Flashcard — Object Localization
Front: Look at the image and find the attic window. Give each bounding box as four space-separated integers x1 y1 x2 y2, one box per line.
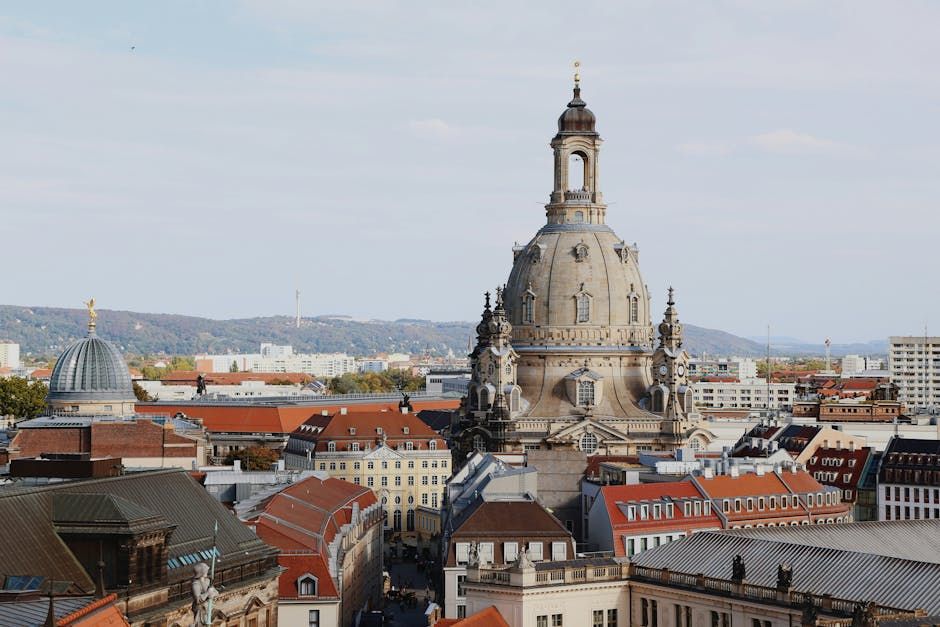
297 575 317 596
377 427 383 435
403 426 410 435
327 441 336 452
349 427 356 435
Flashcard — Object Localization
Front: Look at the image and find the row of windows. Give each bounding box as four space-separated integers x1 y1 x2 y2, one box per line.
454 540 566 565
327 440 439 452
624 500 710 521
721 491 839 513
883 486 940 503
885 505 940 520
318 459 447 471
624 532 685 557
519 293 641 325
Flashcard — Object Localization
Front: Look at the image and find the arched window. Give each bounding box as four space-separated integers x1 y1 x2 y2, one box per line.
479 388 490 410
406 509 415 531
472 434 486 452
689 437 703 451
576 293 590 323
327 441 336 452
630 297 639 324
568 152 585 190
580 432 598 454
393 510 402 531
573 210 585 223
351 442 360 452
577 380 595 407
429 440 437 450
653 389 665 413
522 293 535 324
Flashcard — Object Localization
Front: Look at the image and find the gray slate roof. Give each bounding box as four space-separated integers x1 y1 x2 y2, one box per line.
632 520 940 614
0 469 276 592
47 332 134 402
0 595 94 627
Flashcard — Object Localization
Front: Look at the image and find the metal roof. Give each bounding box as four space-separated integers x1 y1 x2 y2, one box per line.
633 521 940 613
0 595 93 627
0 469 276 591
47 332 134 402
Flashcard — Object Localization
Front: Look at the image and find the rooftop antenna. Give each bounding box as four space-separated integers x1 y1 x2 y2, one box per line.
295 289 301 329
766 324 772 415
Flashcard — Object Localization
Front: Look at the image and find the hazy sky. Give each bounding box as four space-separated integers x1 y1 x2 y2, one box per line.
2 2 938 342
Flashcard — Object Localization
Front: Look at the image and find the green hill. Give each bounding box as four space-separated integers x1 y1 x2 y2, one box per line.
0 304 766 358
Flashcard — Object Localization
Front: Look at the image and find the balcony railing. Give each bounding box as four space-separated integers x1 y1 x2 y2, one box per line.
564 189 592 202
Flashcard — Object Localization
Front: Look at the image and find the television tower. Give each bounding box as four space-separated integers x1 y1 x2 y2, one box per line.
295 289 301 329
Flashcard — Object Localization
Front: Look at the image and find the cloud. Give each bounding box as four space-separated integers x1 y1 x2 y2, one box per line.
748 129 863 156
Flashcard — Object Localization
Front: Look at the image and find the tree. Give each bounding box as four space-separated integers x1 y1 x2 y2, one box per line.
223 446 280 471
0 377 48 420
133 381 153 402
229 360 239 373
326 369 425 395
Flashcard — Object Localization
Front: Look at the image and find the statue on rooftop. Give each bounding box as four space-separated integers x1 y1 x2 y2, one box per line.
190 562 219 626
731 554 746 583
196 374 207 396
776 563 793 590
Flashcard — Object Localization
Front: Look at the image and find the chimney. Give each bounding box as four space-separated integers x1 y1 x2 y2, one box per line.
340 407 348 415
400 405 409 414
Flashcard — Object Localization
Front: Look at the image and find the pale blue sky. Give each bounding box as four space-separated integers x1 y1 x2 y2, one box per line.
2 2 938 342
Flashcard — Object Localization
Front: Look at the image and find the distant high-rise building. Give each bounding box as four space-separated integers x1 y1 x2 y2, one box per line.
889 336 940 411
687 357 757 380
0 341 19 369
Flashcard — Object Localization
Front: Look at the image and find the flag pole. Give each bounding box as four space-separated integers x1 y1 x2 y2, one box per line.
205 520 218 625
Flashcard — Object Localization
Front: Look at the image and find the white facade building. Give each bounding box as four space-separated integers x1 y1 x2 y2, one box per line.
692 378 796 410
0 341 20 369
196 345 357 378
357 359 389 373
889 336 940 411
688 357 757 380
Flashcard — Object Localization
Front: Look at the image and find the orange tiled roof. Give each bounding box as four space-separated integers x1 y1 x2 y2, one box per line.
694 472 792 499
311 410 447 452
135 399 459 434
160 370 314 385
435 607 510 627
252 475 378 600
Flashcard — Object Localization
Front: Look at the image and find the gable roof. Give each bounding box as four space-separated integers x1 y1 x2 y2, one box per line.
452 499 571 537
249 475 377 600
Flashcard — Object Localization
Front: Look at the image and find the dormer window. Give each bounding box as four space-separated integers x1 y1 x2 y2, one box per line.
429 441 437 450
297 574 318 596
327 441 336 452
403 426 410 435
376 427 383 435
405 441 414 451
351 442 360 452
349 427 356 435
577 380 595 407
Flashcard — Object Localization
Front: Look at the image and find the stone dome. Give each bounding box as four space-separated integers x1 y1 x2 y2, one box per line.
504 225 651 347
48 330 134 403
557 87 597 136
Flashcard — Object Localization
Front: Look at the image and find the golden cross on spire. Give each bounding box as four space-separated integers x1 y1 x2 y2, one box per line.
573 60 581 88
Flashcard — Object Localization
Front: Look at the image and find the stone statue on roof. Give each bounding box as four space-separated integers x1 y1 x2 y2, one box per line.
514 547 534 570
731 554 746 583
196 374 207 396
800 595 818 626
191 562 219 626
851 602 878 627
776 563 793 590
467 541 479 567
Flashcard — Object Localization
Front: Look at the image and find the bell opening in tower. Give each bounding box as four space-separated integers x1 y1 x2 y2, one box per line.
568 152 587 191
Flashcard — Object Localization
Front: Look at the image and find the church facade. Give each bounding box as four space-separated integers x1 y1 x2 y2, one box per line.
457 77 713 458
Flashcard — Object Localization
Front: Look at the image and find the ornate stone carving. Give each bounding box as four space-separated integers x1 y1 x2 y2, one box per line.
191 563 219 626
573 241 589 262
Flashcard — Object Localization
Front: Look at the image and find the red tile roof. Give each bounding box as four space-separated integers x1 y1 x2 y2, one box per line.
160 371 314 385
804 447 872 499
136 399 459 434
694 472 792 499
310 410 447 452
251 475 378 600
57 593 129 626
597 482 722 556
435 606 510 627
